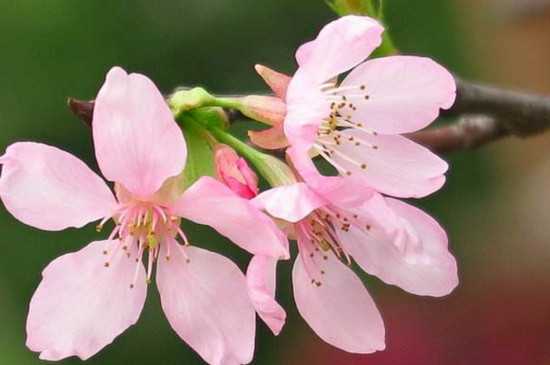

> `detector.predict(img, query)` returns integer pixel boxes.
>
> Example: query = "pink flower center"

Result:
[313,83,378,176]
[295,206,372,286]
[96,202,189,288]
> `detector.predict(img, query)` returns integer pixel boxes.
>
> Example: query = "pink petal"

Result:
[26,240,147,360]
[93,66,187,198]
[0,142,118,231]
[252,183,327,223]
[286,147,374,209]
[328,130,448,198]
[173,177,289,259]
[341,195,458,296]
[284,70,330,149]
[293,255,385,353]
[340,56,456,134]
[246,255,286,335]
[157,245,255,365]
[295,15,384,84]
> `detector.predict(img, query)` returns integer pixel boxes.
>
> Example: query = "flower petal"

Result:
[340,56,456,134]
[246,255,286,335]
[341,195,458,296]
[293,255,385,353]
[328,130,448,198]
[0,142,118,231]
[286,147,374,209]
[284,70,330,149]
[26,240,147,360]
[252,183,327,223]
[295,15,384,84]
[157,245,255,365]
[173,177,289,259]
[93,66,187,198]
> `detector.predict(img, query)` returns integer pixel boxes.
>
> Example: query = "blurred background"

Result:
[1,0,549,364]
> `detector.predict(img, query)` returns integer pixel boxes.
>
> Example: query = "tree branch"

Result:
[68,77,550,154]
[408,78,550,153]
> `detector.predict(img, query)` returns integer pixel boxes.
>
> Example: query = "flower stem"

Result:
[183,114,296,187]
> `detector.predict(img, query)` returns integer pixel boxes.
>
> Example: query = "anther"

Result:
[102,250,108,255]
[103,262,110,267]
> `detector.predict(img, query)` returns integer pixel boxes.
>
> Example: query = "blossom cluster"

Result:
[0,16,458,365]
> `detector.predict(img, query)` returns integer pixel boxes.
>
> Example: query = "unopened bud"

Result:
[214,144,259,199]
[254,64,291,100]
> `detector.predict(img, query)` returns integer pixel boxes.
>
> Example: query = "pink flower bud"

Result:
[214,144,259,199]
[254,64,291,100]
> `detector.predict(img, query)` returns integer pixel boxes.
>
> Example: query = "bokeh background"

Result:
[1,0,550,364]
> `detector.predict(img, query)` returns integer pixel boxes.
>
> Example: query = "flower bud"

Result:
[214,144,259,199]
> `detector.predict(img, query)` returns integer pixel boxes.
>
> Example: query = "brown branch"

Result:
[408,77,550,153]
[68,77,550,154]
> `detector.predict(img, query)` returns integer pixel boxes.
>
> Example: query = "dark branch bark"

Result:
[408,77,550,153]
[67,77,550,154]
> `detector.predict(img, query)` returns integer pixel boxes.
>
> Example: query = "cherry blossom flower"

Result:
[284,15,456,198]
[249,148,458,353]
[0,67,288,364]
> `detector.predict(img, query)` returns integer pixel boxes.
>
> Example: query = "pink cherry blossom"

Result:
[284,15,456,198]
[214,144,259,199]
[249,147,458,353]
[0,67,288,364]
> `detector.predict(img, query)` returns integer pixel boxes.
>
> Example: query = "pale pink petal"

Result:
[286,147,374,209]
[173,177,289,258]
[284,70,330,149]
[0,142,118,231]
[295,15,384,84]
[340,56,456,134]
[93,66,187,198]
[340,195,458,296]
[26,240,147,360]
[328,130,448,198]
[293,255,385,353]
[246,255,286,335]
[252,183,327,223]
[157,245,255,365]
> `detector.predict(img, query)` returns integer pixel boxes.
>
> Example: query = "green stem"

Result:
[180,113,295,187]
